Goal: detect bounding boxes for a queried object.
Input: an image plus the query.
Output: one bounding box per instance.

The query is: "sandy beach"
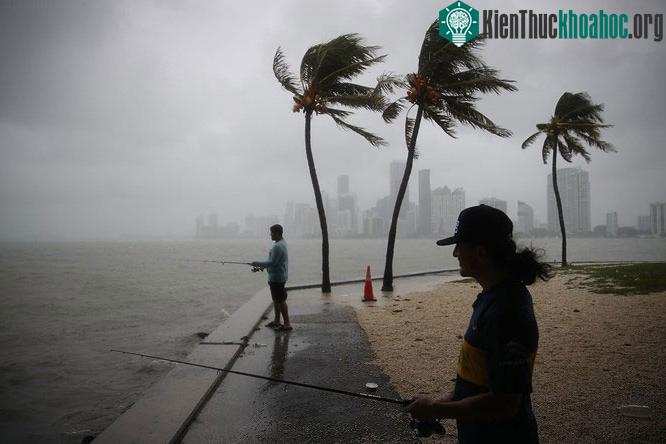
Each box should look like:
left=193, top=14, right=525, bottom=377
left=355, top=273, right=666, bottom=443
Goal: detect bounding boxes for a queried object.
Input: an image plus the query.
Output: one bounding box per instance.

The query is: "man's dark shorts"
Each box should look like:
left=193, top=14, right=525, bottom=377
left=269, top=282, right=288, bottom=303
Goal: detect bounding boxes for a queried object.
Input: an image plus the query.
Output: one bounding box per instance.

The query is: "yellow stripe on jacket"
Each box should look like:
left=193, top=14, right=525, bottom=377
left=457, top=340, right=538, bottom=388
left=457, top=340, right=489, bottom=387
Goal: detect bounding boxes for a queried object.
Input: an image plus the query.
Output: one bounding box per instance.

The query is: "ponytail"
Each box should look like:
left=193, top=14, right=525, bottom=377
left=485, top=239, right=552, bottom=285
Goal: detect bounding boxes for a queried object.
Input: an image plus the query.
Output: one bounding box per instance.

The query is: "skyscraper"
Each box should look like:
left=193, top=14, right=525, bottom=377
left=431, top=186, right=465, bottom=235
left=390, top=161, right=409, bottom=207
left=418, top=169, right=432, bottom=235
left=650, top=202, right=666, bottom=236
left=337, top=175, right=349, bottom=194
left=606, top=211, right=618, bottom=237
left=517, top=201, right=534, bottom=234
left=547, top=168, right=591, bottom=234
left=337, top=174, right=358, bottom=235
left=637, top=215, right=652, bottom=233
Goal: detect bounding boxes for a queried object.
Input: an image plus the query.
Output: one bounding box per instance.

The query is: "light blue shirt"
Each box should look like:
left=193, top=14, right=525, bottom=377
left=255, top=239, right=288, bottom=283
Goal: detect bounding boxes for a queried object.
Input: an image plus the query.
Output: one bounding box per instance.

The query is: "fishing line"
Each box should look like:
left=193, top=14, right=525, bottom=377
left=111, top=349, right=406, bottom=405
left=174, top=259, right=252, bottom=265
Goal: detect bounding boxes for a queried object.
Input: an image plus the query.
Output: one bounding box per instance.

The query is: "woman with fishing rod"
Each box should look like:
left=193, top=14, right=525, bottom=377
left=406, top=205, right=552, bottom=443
left=251, top=224, right=291, bottom=331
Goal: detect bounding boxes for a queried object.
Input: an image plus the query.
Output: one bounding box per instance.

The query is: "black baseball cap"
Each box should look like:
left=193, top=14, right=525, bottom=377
left=436, top=204, right=513, bottom=246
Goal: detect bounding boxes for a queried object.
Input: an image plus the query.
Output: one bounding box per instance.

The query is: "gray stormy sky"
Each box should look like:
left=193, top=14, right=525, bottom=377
left=0, top=0, right=664, bottom=241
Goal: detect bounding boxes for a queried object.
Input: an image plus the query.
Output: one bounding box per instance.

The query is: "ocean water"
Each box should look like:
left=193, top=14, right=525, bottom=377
left=1, top=237, right=665, bottom=443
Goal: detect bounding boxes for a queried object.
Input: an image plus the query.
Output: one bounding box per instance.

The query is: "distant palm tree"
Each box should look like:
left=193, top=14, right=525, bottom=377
left=380, top=22, right=515, bottom=291
left=273, top=34, right=395, bottom=293
left=522, top=91, right=614, bottom=266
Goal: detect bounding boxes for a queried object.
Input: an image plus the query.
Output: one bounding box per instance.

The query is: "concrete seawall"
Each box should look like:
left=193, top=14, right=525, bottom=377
left=95, top=287, right=273, bottom=443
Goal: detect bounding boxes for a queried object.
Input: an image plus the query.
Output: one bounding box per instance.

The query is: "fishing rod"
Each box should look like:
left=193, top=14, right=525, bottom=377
left=174, top=259, right=263, bottom=272
left=111, top=349, right=405, bottom=405
left=179, top=259, right=252, bottom=266
left=111, top=349, right=445, bottom=437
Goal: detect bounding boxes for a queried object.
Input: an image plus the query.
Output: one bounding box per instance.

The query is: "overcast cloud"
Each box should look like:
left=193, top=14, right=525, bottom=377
left=1, top=0, right=664, bottom=240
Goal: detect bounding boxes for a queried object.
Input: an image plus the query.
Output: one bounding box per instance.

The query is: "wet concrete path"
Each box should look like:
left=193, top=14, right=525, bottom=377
left=182, top=275, right=452, bottom=443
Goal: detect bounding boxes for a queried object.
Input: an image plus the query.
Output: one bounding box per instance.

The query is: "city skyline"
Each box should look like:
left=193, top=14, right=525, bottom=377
left=199, top=169, right=663, bottom=239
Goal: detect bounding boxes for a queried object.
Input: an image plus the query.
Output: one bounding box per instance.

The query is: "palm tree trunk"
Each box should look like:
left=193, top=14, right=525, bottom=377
left=382, top=106, right=424, bottom=291
left=304, top=110, right=332, bottom=293
left=551, top=148, right=568, bottom=266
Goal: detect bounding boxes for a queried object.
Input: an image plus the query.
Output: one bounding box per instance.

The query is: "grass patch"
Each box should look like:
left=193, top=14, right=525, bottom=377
left=557, top=262, right=666, bottom=295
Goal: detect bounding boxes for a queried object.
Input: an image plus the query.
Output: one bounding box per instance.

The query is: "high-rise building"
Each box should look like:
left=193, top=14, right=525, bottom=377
left=479, top=197, right=508, bottom=214
left=294, top=203, right=318, bottom=237
left=362, top=209, right=386, bottom=237
left=195, top=215, right=204, bottom=237
left=390, top=161, right=409, bottom=208
left=637, top=215, right=652, bottom=233
left=431, top=186, right=466, bottom=235
left=650, top=202, right=666, bottom=236
left=547, top=168, right=591, bottom=234
left=451, top=188, right=465, bottom=222
left=336, top=174, right=358, bottom=235
left=284, top=201, right=295, bottom=231
left=337, top=175, right=350, bottom=194
left=196, top=215, right=239, bottom=238
left=606, top=211, right=618, bottom=237
left=244, top=214, right=279, bottom=238
left=517, top=201, right=534, bottom=234
left=418, top=169, right=432, bottom=235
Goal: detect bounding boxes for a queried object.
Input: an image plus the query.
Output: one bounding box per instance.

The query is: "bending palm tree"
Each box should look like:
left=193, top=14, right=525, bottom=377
left=273, top=34, right=395, bottom=293
left=522, top=92, right=614, bottom=266
left=381, top=22, right=515, bottom=291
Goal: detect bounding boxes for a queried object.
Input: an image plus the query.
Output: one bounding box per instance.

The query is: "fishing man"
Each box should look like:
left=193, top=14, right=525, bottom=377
left=252, top=224, right=291, bottom=331
left=407, top=205, right=551, bottom=443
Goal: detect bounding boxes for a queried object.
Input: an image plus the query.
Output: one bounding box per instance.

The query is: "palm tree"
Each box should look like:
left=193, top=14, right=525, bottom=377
left=380, top=22, right=516, bottom=291
left=522, top=92, right=614, bottom=266
left=273, top=34, right=395, bottom=293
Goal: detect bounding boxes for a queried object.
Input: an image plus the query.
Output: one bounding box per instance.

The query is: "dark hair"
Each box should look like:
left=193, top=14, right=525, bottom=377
left=270, top=224, right=283, bottom=236
left=483, top=239, right=552, bottom=285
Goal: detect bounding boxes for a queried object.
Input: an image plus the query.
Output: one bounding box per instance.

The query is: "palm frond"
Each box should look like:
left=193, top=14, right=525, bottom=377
left=542, top=136, right=556, bottom=164
left=440, top=96, right=512, bottom=137
left=324, top=107, right=353, bottom=119
left=273, top=47, right=301, bottom=95
left=577, top=132, right=616, bottom=153
left=300, top=34, right=384, bottom=86
left=555, top=92, right=605, bottom=123
left=319, top=55, right=387, bottom=87
left=419, top=25, right=490, bottom=79
left=328, top=114, right=386, bottom=147
left=374, top=73, right=406, bottom=95
left=382, top=98, right=407, bottom=123
left=557, top=139, right=574, bottom=162
left=522, top=131, right=543, bottom=149
left=422, top=106, right=456, bottom=138
left=439, top=68, right=517, bottom=95
left=325, top=94, right=386, bottom=111
left=327, top=82, right=374, bottom=96
left=561, top=132, right=584, bottom=154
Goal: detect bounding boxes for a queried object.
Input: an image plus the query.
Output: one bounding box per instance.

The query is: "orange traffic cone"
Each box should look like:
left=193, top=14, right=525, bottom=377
left=363, top=266, right=376, bottom=301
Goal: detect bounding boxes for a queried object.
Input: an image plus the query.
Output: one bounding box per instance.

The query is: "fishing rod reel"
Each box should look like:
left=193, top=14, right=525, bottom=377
left=251, top=266, right=264, bottom=273
left=410, top=418, right=446, bottom=438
